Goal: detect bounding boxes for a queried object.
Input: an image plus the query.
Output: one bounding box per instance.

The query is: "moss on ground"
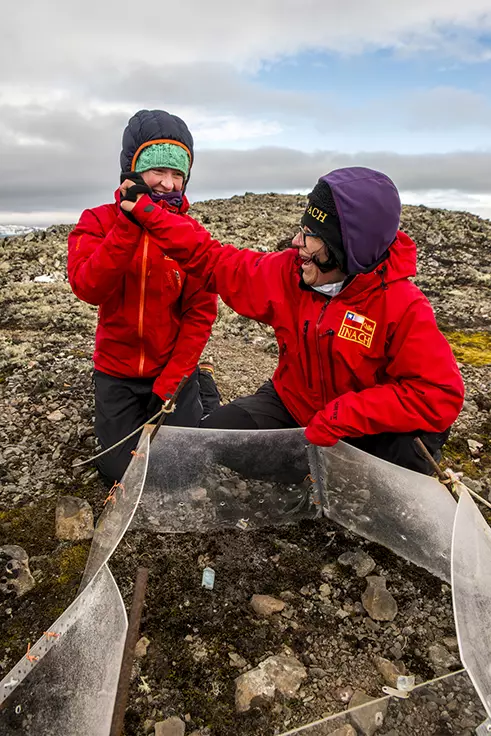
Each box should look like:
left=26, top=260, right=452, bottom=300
left=444, top=331, right=491, bottom=366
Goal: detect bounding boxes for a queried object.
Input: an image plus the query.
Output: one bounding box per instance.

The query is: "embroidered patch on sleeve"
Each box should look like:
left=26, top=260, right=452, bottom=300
left=338, top=310, right=376, bottom=348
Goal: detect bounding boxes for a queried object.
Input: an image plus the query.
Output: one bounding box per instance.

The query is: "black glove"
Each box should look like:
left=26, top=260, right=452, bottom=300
left=119, top=172, right=152, bottom=223
left=147, top=392, right=164, bottom=419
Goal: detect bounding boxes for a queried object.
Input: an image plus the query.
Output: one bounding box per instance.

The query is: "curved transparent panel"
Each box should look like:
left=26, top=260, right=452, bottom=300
left=310, top=441, right=457, bottom=581
left=133, top=427, right=317, bottom=532
left=452, top=488, right=491, bottom=718
left=0, top=564, right=127, bottom=736
left=79, top=431, right=150, bottom=591
left=277, top=670, right=486, bottom=735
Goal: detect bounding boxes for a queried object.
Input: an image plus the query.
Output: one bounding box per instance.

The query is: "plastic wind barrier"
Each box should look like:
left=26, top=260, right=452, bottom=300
left=2, top=425, right=491, bottom=735
left=133, top=426, right=319, bottom=532
left=309, top=440, right=457, bottom=581
left=452, top=488, right=491, bottom=719
left=276, top=669, right=487, bottom=736
left=0, top=431, right=151, bottom=736
left=0, top=564, right=127, bottom=735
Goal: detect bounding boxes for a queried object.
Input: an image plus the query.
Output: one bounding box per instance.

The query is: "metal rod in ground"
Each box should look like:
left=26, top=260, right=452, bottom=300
left=414, top=437, right=448, bottom=481
left=414, top=438, right=491, bottom=512
left=110, top=566, right=149, bottom=736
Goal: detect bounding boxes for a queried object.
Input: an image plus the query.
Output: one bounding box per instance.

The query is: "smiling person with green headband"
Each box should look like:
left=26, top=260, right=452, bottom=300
left=68, top=109, right=220, bottom=484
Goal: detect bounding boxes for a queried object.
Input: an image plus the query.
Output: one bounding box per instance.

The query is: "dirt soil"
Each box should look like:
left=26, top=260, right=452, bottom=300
left=1, top=195, right=491, bottom=735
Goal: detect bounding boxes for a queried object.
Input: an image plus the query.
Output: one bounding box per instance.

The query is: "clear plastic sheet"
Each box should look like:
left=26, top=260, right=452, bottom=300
left=0, top=564, right=127, bottom=735
left=277, top=670, right=487, bottom=735
left=0, top=431, right=150, bottom=735
left=79, top=431, right=150, bottom=590
left=133, top=426, right=318, bottom=532
left=452, top=488, right=491, bottom=718
left=309, top=440, right=457, bottom=581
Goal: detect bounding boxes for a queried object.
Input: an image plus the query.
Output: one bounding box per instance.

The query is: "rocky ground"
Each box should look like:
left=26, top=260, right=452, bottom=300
left=0, top=195, right=490, bottom=736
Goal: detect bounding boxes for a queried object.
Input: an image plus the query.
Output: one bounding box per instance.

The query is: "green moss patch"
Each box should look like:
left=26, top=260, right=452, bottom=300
left=444, top=331, right=491, bottom=366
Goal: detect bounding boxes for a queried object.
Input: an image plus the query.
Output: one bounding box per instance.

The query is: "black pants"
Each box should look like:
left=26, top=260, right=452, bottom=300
left=201, top=379, right=450, bottom=476
left=94, top=368, right=221, bottom=484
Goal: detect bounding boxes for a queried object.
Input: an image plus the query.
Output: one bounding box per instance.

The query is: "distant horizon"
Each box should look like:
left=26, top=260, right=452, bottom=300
left=1, top=188, right=490, bottom=230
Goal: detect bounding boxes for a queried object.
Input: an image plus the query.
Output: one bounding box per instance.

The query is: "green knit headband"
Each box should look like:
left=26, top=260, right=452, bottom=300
left=134, top=143, right=190, bottom=178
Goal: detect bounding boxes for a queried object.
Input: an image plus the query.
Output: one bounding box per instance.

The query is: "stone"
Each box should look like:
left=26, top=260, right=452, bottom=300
left=154, top=717, right=185, bottom=736
left=375, top=657, right=406, bottom=688
left=235, top=654, right=307, bottom=713
left=55, top=496, right=94, bottom=541
left=250, top=594, right=285, bottom=616
left=349, top=689, right=388, bottom=736
left=338, top=550, right=376, bottom=577
left=319, top=582, right=332, bottom=598
left=47, top=409, right=65, bottom=422
left=428, top=644, right=459, bottom=672
left=333, top=685, right=354, bottom=703
left=320, top=562, right=337, bottom=581
left=330, top=727, right=357, bottom=736
left=134, top=636, right=150, bottom=658
left=442, top=636, right=459, bottom=653
left=0, top=545, right=36, bottom=597
left=229, top=651, right=248, bottom=669
left=467, top=439, right=483, bottom=456
left=361, top=576, right=398, bottom=621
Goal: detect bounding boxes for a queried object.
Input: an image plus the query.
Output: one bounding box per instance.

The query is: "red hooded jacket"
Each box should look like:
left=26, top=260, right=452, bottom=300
left=126, top=192, right=464, bottom=445
left=67, top=194, right=218, bottom=400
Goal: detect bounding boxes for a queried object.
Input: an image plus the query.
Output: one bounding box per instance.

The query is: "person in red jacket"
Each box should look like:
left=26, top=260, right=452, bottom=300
left=119, top=166, right=465, bottom=475
left=68, top=110, right=219, bottom=483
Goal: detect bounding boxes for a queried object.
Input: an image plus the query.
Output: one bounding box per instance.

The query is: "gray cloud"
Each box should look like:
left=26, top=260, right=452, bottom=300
left=1, top=101, right=490, bottom=220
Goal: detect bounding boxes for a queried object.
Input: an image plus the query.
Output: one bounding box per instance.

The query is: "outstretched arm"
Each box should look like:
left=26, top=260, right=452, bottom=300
left=126, top=192, right=294, bottom=326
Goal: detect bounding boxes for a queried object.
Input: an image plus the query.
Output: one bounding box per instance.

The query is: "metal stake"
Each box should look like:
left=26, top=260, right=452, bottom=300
left=109, top=566, right=149, bottom=736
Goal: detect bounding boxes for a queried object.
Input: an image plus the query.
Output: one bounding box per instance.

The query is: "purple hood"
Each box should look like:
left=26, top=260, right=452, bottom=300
left=321, top=167, right=401, bottom=274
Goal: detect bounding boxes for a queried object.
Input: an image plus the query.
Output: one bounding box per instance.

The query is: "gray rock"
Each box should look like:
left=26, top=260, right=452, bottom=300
left=319, top=583, right=332, bottom=599
left=235, top=654, right=307, bottom=713
left=428, top=643, right=459, bottom=672
left=361, top=576, right=398, bottom=621
left=338, top=550, right=376, bottom=577
left=154, top=717, right=185, bottom=736
left=329, top=727, right=357, bottom=736
left=0, top=545, right=36, bottom=597
left=55, top=496, right=94, bottom=541
left=349, top=689, right=388, bottom=736
left=47, top=409, right=65, bottom=422
left=228, top=651, right=248, bottom=669
left=250, top=594, right=285, bottom=616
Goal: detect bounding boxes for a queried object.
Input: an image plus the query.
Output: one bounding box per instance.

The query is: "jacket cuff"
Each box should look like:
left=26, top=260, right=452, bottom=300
left=131, top=195, right=167, bottom=229
left=305, top=415, right=340, bottom=447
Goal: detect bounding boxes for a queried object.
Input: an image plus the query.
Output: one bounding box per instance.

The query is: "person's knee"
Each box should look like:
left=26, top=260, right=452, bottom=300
left=200, top=403, right=258, bottom=430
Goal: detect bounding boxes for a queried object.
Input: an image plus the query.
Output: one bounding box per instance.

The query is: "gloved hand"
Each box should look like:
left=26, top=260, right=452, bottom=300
left=146, top=392, right=163, bottom=420
left=119, top=172, right=152, bottom=223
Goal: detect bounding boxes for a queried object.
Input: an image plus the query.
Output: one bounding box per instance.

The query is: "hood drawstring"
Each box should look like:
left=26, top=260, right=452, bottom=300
left=377, top=264, right=388, bottom=291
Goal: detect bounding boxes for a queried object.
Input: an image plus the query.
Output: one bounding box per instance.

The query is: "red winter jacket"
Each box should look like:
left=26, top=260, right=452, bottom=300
left=67, top=194, right=217, bottom=400
left=126, top=194, right=464, bottom=445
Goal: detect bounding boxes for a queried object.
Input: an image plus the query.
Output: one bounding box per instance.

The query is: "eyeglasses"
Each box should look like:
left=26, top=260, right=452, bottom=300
left=298, top=225, right=318, bottom=247
left=298, top=226, right=327, bottom=259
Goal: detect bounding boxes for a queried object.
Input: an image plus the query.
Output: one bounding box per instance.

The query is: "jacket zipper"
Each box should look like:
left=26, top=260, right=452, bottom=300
left=138, top=234, right=149, bottom=376
left=315, top=302, right=329, bottom=404
left=302, top=320, right=313, bottom=389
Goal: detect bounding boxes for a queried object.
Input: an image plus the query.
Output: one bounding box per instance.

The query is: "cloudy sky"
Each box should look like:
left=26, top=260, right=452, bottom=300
left=2, top=0, right=491, bottom=225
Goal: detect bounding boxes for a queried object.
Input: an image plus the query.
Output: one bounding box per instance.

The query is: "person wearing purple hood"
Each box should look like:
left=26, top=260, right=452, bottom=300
left=68, top=110, right=219, bottom=484
left=119, top=166, right=465, bottom=475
